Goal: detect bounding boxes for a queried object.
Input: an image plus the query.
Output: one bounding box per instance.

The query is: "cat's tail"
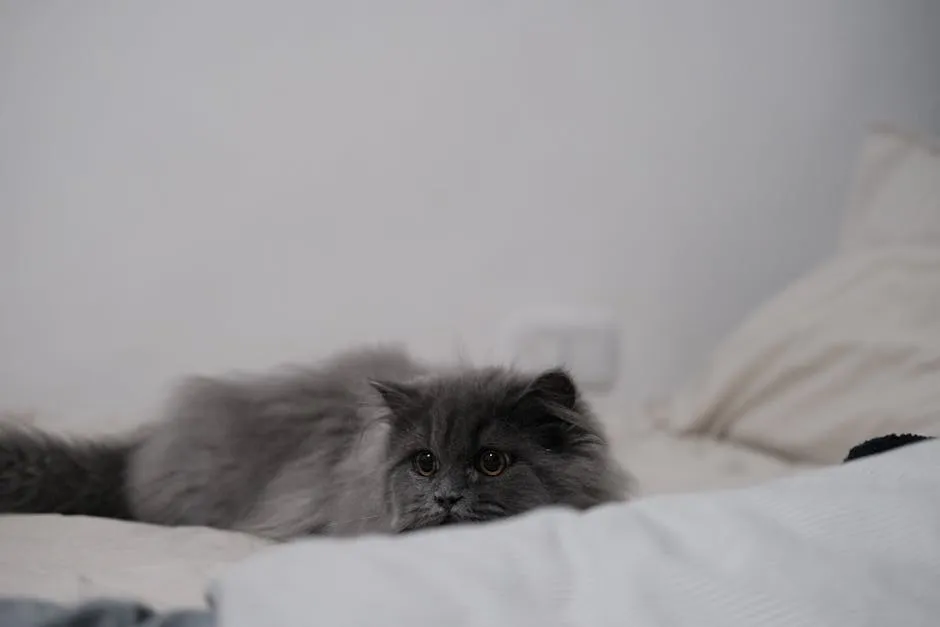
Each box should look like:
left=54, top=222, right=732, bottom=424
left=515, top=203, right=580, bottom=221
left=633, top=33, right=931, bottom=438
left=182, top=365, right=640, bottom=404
left=0, top=427, right=135, bottom=519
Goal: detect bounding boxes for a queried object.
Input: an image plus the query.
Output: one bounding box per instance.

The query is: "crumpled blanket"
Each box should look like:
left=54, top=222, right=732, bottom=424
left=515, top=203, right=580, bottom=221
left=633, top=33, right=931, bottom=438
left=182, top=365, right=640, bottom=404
left=0, top=598, right=213, bottom=627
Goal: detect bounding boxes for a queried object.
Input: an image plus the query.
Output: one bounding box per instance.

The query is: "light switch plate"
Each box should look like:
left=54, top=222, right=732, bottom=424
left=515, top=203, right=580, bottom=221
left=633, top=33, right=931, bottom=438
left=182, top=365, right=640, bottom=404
left=502, top=307, right=621, bottom=393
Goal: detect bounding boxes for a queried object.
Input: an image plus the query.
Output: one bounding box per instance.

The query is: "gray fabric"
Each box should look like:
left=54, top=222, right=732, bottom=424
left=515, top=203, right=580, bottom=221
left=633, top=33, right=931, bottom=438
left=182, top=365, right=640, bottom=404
left=0, top=599, right=213, bottom=627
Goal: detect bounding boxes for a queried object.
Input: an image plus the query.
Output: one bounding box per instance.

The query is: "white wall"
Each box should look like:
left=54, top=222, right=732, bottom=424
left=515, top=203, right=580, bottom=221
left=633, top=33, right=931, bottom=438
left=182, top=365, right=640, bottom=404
left=2, top=1, right=939, bottom=429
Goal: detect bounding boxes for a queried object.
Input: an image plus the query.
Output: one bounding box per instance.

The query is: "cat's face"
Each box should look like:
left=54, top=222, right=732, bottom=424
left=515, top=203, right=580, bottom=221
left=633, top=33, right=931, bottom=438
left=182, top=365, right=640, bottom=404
left=371, top=367, right=627, bottom=533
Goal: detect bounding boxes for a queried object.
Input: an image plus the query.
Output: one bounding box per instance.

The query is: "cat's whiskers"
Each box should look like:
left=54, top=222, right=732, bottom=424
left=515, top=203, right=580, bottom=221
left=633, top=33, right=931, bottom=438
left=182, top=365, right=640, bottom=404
left=334, top=513, right=382, bottom=524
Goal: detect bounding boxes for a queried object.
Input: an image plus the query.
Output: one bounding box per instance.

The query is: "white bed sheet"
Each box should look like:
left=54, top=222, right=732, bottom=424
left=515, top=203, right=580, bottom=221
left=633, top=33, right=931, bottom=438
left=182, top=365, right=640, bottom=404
left=215, top=440, right=940, bottom=627
left=613, top=427, right=809, bottom=495
left=0, top=516, right=271, bottom=609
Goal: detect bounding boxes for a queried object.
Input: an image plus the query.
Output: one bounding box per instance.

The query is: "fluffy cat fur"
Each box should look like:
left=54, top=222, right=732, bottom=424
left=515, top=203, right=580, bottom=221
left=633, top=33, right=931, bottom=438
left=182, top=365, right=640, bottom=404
left=0, top=346, right=629, bottom=539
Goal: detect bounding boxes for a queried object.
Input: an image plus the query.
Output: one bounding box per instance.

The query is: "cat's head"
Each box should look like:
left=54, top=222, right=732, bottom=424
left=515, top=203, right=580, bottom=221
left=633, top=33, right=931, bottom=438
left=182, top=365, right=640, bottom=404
left=370, top=367, right=628, bottom=533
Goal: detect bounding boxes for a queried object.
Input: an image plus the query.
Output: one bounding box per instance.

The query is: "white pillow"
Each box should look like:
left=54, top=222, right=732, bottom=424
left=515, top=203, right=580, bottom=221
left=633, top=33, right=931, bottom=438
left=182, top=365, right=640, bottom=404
left=652, top=127, right=940, bottom=464
left=212, top=439, right=940, bottom=627
left=840, top=126, right=940, bottom=252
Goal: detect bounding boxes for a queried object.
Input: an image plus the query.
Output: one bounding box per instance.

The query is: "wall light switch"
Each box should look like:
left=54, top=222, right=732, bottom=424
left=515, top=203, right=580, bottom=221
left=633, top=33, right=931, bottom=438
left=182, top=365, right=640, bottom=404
left=503, top=308, right=621, bottom=393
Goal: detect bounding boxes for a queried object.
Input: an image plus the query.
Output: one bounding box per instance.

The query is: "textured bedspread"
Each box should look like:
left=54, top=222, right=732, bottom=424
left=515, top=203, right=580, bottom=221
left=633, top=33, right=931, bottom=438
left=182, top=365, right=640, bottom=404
left=0, top=517, right=272, bottom=610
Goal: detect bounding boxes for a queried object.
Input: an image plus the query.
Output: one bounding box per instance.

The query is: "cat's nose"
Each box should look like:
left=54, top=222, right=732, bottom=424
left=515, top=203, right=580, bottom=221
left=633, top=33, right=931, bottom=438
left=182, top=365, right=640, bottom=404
left=434, top=493, right=464, bottom=509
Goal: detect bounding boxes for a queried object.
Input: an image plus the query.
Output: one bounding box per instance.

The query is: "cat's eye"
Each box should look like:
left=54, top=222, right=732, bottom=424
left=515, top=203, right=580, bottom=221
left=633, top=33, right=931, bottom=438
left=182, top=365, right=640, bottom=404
left=476, top=449, right=509, bottom=477
left=412, top=450, right=438, bottom=477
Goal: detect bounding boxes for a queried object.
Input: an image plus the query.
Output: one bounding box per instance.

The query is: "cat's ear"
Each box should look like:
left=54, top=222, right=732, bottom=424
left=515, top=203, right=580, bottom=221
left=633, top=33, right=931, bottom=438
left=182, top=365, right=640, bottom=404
left=369, top=380, right=420, bottom=415
left=520, top=368, right=579, bottom=411
left=511, top=368, right=597, bottom=452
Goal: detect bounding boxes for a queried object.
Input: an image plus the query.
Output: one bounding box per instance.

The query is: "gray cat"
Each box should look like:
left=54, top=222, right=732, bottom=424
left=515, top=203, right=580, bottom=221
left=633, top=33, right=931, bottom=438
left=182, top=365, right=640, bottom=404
left=0, top=346, right=629, bottom=539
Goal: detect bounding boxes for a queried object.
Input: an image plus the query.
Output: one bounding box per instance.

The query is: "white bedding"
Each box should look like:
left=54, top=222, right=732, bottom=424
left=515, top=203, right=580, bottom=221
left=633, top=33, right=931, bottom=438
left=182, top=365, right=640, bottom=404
left=0, top=516, right=271, bottom=609
left=611, top=427, right=807, bottom=495
left=214, top=440, right=940, bottom=627
left=653, top=126, right=940, bottom=464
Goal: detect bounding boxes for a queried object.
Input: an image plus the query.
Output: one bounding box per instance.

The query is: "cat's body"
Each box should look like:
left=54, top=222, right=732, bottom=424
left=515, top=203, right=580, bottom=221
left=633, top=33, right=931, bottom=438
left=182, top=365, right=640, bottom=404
left=0, top=346, right=629, bottom=540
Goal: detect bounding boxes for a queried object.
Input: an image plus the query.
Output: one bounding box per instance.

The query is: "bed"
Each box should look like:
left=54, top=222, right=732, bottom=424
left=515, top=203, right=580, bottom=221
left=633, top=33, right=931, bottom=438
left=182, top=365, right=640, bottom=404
left=2, top=125, right=940, bottom=617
